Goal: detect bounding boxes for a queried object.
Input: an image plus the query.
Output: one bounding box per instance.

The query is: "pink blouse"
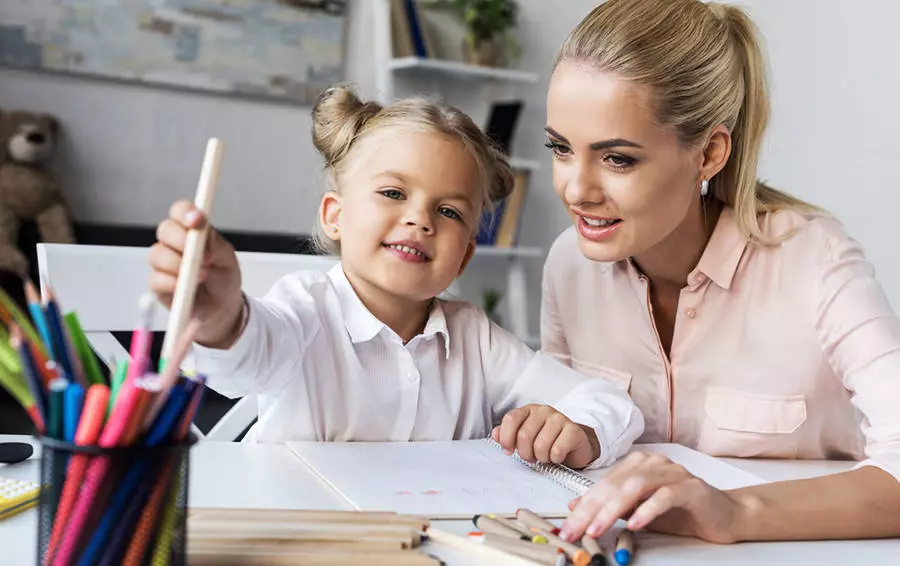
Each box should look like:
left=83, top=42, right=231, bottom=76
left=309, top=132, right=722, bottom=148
left=542, top=207, right=900, bottom=479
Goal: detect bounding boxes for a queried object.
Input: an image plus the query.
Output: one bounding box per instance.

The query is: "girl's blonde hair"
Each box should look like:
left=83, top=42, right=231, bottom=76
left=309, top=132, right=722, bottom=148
left=556, top=0, right=820, bottom=244
left=310, top=85, right=514, bottom=254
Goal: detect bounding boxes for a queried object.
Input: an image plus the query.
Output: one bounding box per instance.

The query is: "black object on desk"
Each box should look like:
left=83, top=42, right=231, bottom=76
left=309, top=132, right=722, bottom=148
left=0, top=442, right=33, bottom=464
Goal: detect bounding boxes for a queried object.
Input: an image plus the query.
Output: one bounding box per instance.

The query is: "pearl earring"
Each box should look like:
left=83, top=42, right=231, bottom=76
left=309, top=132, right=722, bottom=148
left=330, top=226, right=338, bottom=233
left=700, top=179, right=709, bottom=197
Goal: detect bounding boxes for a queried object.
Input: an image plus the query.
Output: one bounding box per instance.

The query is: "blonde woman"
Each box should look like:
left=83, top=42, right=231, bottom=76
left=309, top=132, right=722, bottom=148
left=542, top=0, right=900, bottom=543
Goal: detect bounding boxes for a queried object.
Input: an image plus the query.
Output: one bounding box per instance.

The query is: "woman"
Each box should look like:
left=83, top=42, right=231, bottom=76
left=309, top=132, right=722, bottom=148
left=542, top=0, right=900, bottom=544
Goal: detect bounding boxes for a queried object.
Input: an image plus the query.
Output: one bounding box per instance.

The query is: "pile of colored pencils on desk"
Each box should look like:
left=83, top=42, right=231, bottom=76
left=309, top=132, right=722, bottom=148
left=0, top=281, right=207, bottom=566
left=187, top=508, right=442, bottom=566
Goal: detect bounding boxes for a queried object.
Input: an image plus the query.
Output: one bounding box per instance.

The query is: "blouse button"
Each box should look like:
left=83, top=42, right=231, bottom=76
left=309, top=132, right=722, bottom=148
left=685, top=307, right=697, bottom=318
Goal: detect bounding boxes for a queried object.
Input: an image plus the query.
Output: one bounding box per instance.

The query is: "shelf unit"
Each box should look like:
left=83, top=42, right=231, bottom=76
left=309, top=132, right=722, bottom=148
left=372, top=0, right=544, bottom=347
left=388, top=56, right=540, bottom=83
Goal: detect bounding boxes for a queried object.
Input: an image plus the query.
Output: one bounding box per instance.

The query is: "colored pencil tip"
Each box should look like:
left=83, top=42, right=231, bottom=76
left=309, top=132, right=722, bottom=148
left=590, top=555, right=608, bottom=566
left=41, top=282, right=55, bottom=304
left=24, top=280, right=40, bottom=304
left=614, top=549, right=632, bottom=565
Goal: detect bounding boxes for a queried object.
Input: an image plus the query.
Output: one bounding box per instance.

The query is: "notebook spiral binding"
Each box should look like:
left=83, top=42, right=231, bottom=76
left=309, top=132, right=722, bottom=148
left=485, top=438, right=595, bottom=496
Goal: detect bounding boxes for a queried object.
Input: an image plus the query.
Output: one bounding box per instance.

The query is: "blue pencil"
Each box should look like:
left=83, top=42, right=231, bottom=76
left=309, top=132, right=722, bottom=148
left=63, top=381, right=84, bottom=443
left=13, top=327, right=47, bottom=418
left=42, top=285, right=78, bottom=385
left=24, top=281, right=54, bottom=359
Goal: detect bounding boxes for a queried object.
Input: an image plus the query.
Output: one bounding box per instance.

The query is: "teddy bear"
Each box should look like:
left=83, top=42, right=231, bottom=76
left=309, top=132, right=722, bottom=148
left=0, top=109, right=76, bottom=276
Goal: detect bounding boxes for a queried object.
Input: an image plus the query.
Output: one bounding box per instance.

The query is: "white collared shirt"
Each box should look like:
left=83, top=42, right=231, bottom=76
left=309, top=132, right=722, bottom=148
left=191, top=264, right=643, bottom=468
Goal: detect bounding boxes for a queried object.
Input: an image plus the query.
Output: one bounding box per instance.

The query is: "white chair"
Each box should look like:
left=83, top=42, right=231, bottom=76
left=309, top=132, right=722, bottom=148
left=36, top=243, right=337, bottom=441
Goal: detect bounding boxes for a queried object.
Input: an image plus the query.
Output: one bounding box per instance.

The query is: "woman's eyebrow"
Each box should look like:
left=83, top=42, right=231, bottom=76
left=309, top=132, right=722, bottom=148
left=545, top=126, right=643, bottom=150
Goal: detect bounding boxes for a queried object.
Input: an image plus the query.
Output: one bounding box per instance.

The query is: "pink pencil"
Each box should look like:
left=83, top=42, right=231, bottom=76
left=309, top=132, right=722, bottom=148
left=124, top=295, right=155, bottom=385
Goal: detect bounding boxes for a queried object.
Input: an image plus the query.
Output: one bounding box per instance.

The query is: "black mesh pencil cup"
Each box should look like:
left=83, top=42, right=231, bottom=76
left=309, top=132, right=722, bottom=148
left=36, top=435, right=195, bottom=566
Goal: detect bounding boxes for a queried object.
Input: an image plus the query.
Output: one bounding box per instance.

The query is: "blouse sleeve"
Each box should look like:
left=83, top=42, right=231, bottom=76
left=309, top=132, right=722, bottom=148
left=814, top=220, right=900, bottom=480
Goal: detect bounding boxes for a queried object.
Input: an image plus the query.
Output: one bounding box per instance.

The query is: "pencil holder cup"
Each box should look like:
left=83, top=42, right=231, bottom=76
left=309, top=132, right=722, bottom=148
left=35, top=435, right=197, bottom=566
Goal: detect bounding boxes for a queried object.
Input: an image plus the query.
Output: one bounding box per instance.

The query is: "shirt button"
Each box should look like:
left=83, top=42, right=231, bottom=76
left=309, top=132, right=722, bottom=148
left=685, top=307, right=696, bottom=318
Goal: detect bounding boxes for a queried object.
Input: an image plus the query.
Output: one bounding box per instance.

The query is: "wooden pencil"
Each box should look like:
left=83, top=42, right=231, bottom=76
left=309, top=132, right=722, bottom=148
left=189, top=523, right=422, bottom=548
left=425, top=527, right=546, bottom=566
left=482, top=533, right=563, bottom=564
left=160, top=137, right=223, bottom=364
left=188, top=538, right=410, bottom=553
left=187, top=550, right=444, bottom=566
left=188, top=507, right=430, bottom=530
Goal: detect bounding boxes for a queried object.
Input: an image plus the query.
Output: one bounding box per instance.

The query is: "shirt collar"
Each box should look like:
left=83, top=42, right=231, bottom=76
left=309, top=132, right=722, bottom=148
left=622, top=206, right=747, bottom=290
left=694, top=206, right=747, bottom=290
left=327, top=264, right=451, bottom=356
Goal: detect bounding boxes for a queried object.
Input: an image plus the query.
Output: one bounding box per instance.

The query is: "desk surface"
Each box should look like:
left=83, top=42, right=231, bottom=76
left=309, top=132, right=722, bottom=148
left=2, top=435, right=898, bottom=565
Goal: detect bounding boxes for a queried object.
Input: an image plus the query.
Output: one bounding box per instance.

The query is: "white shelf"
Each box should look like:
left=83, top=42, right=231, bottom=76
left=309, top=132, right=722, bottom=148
left=509, top=158, right=540, bottom=172
left=389, top=57, right=540, bottom=83
left=473, top=246, right=543, bottom=259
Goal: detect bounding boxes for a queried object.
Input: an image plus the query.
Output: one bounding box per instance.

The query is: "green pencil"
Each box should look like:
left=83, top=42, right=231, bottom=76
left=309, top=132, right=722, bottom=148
left=108, top=359, right=128, bottom=415
left=63, top=312, right=105, bottom=386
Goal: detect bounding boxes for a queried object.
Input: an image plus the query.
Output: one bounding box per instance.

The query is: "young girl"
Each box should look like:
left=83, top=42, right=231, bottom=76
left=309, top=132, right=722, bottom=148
left=149, top=86, right=643, bottom=470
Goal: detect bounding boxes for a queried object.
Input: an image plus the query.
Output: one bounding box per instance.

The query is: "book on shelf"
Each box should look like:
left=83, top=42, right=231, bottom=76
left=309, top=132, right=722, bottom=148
left=391, top=0, right=437, bottom=59
left=475, top=169, right=530, bottom=247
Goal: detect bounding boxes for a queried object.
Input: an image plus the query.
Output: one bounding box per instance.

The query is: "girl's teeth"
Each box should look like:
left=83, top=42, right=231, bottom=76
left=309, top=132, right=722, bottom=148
left=584, top=217, right=617, bottom=227
left=391, top=244, right=422, bottom=257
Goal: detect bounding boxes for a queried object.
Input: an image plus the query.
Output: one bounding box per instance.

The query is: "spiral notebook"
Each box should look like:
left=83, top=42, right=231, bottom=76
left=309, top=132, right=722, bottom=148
left=285, top=439, right=766, bottom=519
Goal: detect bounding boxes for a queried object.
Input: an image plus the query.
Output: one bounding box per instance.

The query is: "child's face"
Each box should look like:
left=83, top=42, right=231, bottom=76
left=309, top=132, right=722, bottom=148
left=321, top=128, right=483, bottom=303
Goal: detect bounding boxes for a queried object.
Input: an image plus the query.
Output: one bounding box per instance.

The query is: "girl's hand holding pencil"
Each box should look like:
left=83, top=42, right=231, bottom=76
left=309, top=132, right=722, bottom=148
left=149, top=200, right=244, bottom=349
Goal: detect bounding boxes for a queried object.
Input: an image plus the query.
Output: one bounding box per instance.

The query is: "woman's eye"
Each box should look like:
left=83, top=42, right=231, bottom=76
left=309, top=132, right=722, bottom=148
left=439, top=207, right=462, bottom=221
left=544, top=140, right=572, bottom=158
left=606, top=154, right=636, bottom=168
left=379, top=189, right=403, bottom=200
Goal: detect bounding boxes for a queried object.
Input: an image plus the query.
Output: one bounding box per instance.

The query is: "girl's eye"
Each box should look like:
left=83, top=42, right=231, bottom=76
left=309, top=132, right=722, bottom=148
left=439, top=206, right=462, bottom=221
left=544, top=140, right=572, bottom=158
left=605, top=154, right=637, bottom=169
left=379, top=189, right=403, bottom=200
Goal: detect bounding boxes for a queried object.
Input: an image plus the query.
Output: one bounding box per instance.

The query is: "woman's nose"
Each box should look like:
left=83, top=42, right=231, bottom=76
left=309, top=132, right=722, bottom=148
left=564, top=162, right=604, bottom=206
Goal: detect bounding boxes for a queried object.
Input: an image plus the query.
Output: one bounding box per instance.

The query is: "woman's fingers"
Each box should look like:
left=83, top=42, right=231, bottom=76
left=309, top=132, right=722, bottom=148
left=626, top=479, right=703, bottom=531
left=561, top=454, right=692, bottom=540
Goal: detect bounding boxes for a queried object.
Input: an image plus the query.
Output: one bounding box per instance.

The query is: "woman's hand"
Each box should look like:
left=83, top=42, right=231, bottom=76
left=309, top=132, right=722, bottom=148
left=492, top=404, right=601, bottom=470
left=560, top=452, right=751, bottom=544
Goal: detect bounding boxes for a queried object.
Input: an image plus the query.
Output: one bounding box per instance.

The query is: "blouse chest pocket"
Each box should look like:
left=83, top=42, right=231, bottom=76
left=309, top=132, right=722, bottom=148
left=570, top=358, right=633, bottom=393
left=698, top=386, right=807, bottom=458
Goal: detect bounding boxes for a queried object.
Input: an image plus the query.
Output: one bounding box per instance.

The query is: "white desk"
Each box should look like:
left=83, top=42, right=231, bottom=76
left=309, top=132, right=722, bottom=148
left=2, top=435, right=899, bottom=565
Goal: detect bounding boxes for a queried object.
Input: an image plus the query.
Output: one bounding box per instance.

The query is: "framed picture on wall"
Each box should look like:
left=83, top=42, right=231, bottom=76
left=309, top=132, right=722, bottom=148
left=0, top=1, right=348, bottom=105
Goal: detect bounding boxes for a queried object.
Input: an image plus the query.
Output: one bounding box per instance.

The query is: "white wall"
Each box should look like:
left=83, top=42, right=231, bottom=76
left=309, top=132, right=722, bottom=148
left=0, top=0, right=897, bottom=318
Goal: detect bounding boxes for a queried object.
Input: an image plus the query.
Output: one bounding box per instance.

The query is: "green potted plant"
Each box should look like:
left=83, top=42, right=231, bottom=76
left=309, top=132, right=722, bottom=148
left=482, top=288, right=504, bottom=325
left=450, top=0, right=520, bottom=67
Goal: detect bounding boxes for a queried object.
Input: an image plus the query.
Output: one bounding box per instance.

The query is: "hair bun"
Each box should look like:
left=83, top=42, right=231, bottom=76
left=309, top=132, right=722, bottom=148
left=312, top=85, right=382, bottom=166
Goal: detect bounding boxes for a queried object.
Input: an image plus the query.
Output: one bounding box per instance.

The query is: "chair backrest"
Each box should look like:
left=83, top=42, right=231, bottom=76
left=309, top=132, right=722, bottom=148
left=36, top=243, right=338, bottom=333
left=36, top=243, right=338, bottom=440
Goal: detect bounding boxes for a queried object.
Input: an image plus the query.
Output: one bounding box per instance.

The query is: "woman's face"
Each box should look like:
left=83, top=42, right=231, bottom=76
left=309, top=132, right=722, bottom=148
left=546, top=62, right=704, bottom=263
